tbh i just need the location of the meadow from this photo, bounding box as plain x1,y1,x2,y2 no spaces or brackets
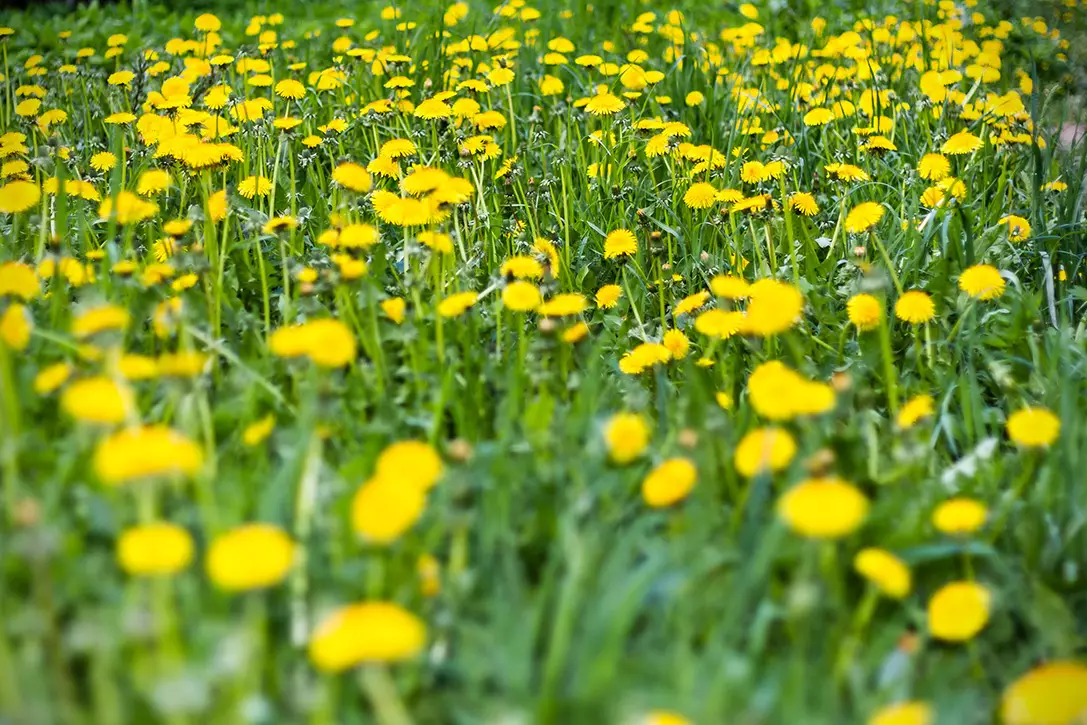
1,0,1086,722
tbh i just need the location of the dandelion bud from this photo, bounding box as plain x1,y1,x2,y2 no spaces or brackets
853,245,867,257
538,317,557,334
447,438,473,462
14,498,41,528
300,282,315,296
650,230,662,241
677,428,698,448
700,252,710,262
831,371,852,393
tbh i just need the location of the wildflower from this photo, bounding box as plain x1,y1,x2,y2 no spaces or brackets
662,329,690,359
243,415,276,446
34,362,72,395
1000,662,1087,725
309,602,425,671
238,175,272,199
90,151,117,172
641,458,697,508
710,275,749,299
854,548,912,598
894,290,935,324
351,475,426,544
747,361,834,419
274,79,305,99
604,412,650,464
94,425,203,485
438,291,478,318
683,182,717,209
269,319,357,367
998,215,1031,242
803,107,834,126
381,298,406,324
339,224,379,248
117,523,194,577
0,262,39,300
603,229,637,259
844,201,885,233
562,322,589,343
585,91,625,115
501,256,544,279
0,180,41,213
933,498,987,535
917,153,950,181
207,524,296,592
332,162,372,192
847,293,882,331
743,279,804,336
734,427,796,477
0,304,31,350
1006,406,1060,447
694,309,744,339
958,264,1005,300
673,291,710,317
788,192,819,216
375,441,443,491
896,394,934,429
502,281,541,312
867,702,934,725
60,377,134,425
538,293,587,317
777,477,868,539
927,581,991,642
942,130,983,155
595,284,623,308
619,342,671,375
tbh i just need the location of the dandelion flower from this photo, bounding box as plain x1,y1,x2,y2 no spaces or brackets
743,278,804,336
998,215,1032,242
332,162,372,192
917,153,950,181
844,201,885,233
603,229,637,259
867,701,933,725
117,523,194,577
777,477,868,539
585,91,625,115
788,192,819,216
683,182,717,209
894,290,935,324
1000,661,1087,725
502,281,541,312
1006,406,1060,447
351,476,426,544
595,284,623,308
641,458,697,508
604,412,650,464
94,425,203,485
942,130,983,155
734,427,796,477
0,180,41,213
897,394,934,428
847,293,883,331
854,548,911,598
927,581,991,642
438,291,478,318
238,175,272,199
958,264,1005,300
933,498,987,535
309,602,425,672
207,524,296,592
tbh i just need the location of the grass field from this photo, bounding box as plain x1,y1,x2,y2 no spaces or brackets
1,0,1087,723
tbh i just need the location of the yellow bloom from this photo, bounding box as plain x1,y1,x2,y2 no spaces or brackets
94,425,203,485
538,293,587,317
332,162,372,192
117,522,194,577
867,701,933,725
206,524,296,592
694,309,745,339
502,281,541,312
743,279,804,336
603,229,637,259
683,182,717,209
958,264,1005,300
34,362,72,394
777,477,868,539
844,201,885,233
60,376,134,425
438,291,478,318
896,394,934,429
0,180,41,213
351,476,427,544
595,284,623,308
242,414,276,446
734,427,796,477
942,130,983,155
932,497,987,535
604,412,650,464
375,440,443,491
1001,661,1087,725
854,548,911,598
1006,406,1060,447
927,581,991,642
0,304,31,350
0,262,39,300
382,297,407,324
309,602,425,672
894,290,935,324
998,215,1032,242
641,458,697,507
847,293,883,331
269,319,357,367
917,153,950,181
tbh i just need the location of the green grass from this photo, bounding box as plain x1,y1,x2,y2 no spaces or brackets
1,0,1087,723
